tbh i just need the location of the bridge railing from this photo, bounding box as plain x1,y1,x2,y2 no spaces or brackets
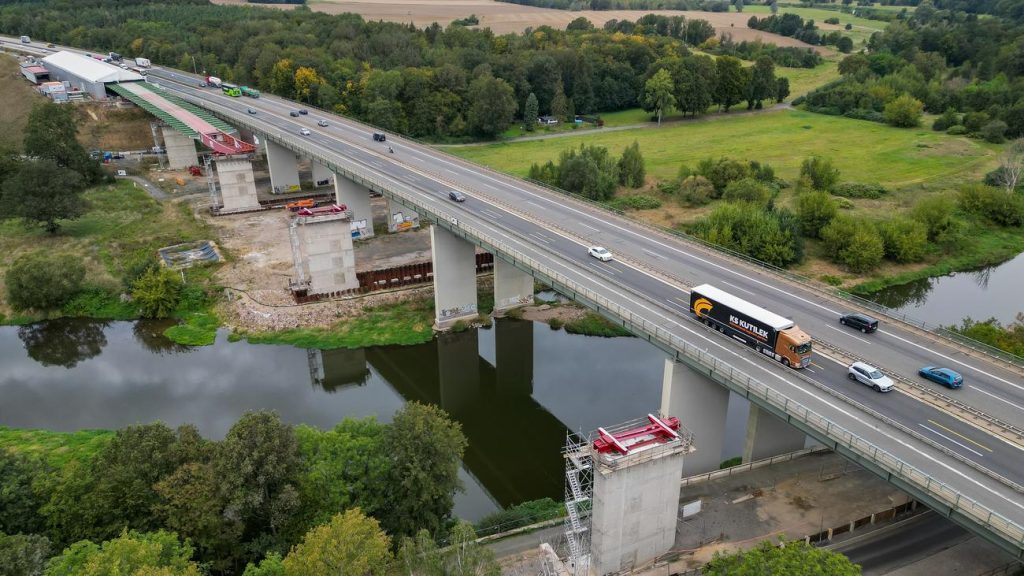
182,94,1024,556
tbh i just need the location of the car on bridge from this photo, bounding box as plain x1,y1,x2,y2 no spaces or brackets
289,111,300,117
840,313,879,333
919,366,963,389
588,246,613,262
317,120,329,127
298,109,308,115
247,108,257,114
300,128,311,136
847,362,894,392
448,191,466,202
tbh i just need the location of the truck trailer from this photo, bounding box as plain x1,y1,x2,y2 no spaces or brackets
690,284,812,368
240,86,260,98
134,57,151,68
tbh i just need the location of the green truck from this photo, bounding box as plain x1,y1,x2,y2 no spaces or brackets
240,86,260,98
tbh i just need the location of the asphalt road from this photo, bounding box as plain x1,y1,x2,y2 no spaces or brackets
832,512,972,575
4,37,1023,550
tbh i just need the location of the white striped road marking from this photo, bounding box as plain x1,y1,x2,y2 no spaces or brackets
642,249,663,259
720,280,756,296
825,324,871,345
919,424,984,458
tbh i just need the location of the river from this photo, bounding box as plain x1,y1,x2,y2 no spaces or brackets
0,317,753,521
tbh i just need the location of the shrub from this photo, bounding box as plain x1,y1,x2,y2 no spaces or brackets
841,229,884,273
932,108,959,132
958,184,1024,226
691,203,803,267
697,157,749,195
963,111,989,133
877,218,928,262
617,141,646,188
843,108,885,123
475,498,564,536
946,125,967,135
548,318,564,330
796,190,838,238
800,156,840,191
832,182,887,199
722,178,774,207
824,17,840,24
4,252,85,310
131,268,183,319
981,120,1008,143
679,175,715,206
883,94,924,128
911,196,964,246
608,195,661,211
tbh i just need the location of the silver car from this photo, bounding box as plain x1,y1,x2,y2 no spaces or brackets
847,361,894,392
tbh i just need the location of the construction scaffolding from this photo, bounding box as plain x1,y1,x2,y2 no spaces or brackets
563,432,593,576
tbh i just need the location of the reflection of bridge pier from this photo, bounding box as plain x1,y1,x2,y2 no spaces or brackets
365,320,564,507
307,347,370,392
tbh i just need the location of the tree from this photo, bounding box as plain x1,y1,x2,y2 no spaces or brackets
883,94,924,127
993,139,1024,192
775,76,790,103
4,252,85,310
132,268,183,319
154,463,238,573
878,218,928,262
282,509,391,576
466,75,516,138
0,532,51,576
800,156,840,191
523,93,539,131
672,55,717,116
911,196,961,243
714,56,746,111
840,228,884,273
243,553,285,576
642,69,676,126
44,530,202,576
0,160,86,234
0,452,49,535
566,17,594,31
796,190,837,238
550,82,568,121
381,403,467,539
556,144,620,201
704,540,861,575
617,141,646,188
692,203,802,267
22,102,100,182
746,57,776,109
394,523,499,576
722,178,774,207
293,67,324,104
270,59,296,98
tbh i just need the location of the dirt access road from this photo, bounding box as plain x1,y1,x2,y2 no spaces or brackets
212,0,825,50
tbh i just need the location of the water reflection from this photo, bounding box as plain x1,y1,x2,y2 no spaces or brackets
17,319,110,368
133,320,192,355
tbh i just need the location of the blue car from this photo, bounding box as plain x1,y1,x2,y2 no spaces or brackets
918,366,963,389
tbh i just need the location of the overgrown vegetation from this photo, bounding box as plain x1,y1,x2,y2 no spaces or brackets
474,498,565,536
948,314,1024,358
563,312,633,337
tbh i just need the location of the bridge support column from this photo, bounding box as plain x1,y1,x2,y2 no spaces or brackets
660,359,728,475
312,162,333,188
493,259,534,315
386,197,419,232
437,329,480,417
431,225,478,329
333,176,373,239
291,213,358,296
215,159,260,213
495,318,533,396
742,405,806,463
308,348,370,392
265,139,300,194
161,127,197,170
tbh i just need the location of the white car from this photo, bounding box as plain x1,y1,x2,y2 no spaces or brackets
588,246,613,262
300,128,311,136
847,362,894,392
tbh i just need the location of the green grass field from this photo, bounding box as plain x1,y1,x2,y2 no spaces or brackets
0,426,113,468
450,109,999,191
742,4,886,45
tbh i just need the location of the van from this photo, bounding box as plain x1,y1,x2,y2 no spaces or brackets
839,313,879,333
20,35,30,44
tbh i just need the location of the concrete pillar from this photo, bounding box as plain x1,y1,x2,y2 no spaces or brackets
742,404,806,463
431,225,478,329
591,437,686,575
161,126,197,170
215,159,260,213
493,258,534,315
495,319,533,396
660,359,729,475
386,197,419,232
316,347,370,391
265,139,300,194
437,330,479,417
312,162,333,188
333,176,373,239
296,213,358,295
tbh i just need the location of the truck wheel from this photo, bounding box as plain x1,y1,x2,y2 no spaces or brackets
782,358,790,367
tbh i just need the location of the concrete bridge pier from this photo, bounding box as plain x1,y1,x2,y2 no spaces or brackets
332,176,373,239
215,158,260,212
743,405,806,463
493,259,534,315
431,225,478,329
437,329,480,417
495,318,533,397
291,211,358,296
386,197,419,232
161,126,198,170
265,139,301,194
312,162,333,188
660,358,729,475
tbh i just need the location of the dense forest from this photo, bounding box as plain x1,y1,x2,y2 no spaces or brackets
498,0,731,11
798,1,1024,140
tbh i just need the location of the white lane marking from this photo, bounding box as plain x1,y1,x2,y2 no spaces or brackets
534,232,554,242
642,249,663,259
530,233,551,244
588,262,616,275
825,324,871,345
969,386,1024,414
919,424,984,458
579,222,599,232
527,201,542,207
720,280,756,296
666,298,688,311
481,208,502,219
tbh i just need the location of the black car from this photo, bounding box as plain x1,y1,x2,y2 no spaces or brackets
289,111,300,117
372,132,386,142
298,109,308,115
448,191,467,202
840,313,879,333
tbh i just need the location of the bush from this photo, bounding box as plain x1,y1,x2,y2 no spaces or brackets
795,190,837,238
824,17,840,24
608,195,662,211
911,196,964,246
946,125,967,135
691,203,803,267
832,182,887,199
617,141,646,188
883,94,924,128
843,108,885,123
932,108,959,132
679,175,715,206
722,178,774,207
981,120,1008,143
877,218,928,262
958,184,1024,226
841,229,884,272
963,111,989,133
475,498,565,536
800,156,840,191
4,252,85,311
131,268,183,319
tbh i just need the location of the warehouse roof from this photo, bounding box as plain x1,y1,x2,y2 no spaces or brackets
42,51,144,84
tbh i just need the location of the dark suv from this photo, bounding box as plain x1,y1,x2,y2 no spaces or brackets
372,132,386,142
840,313,879,333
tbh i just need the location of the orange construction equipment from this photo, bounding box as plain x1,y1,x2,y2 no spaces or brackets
286,198,317,212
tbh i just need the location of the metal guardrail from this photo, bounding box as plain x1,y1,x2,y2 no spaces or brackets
679,446,831,487
168,87,1024,558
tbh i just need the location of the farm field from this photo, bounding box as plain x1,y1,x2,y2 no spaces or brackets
450,109,999,191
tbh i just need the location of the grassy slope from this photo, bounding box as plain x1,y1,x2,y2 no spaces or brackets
0,426,113,468
0,54,38,151
742,4,886,45
451,109,999,188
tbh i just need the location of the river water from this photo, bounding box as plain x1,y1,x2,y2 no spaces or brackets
0,317,753,521
868,251,1024,327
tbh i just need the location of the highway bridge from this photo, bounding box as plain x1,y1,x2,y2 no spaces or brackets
4,36,1024,559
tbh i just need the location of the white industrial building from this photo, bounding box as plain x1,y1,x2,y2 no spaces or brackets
40,51,144,100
